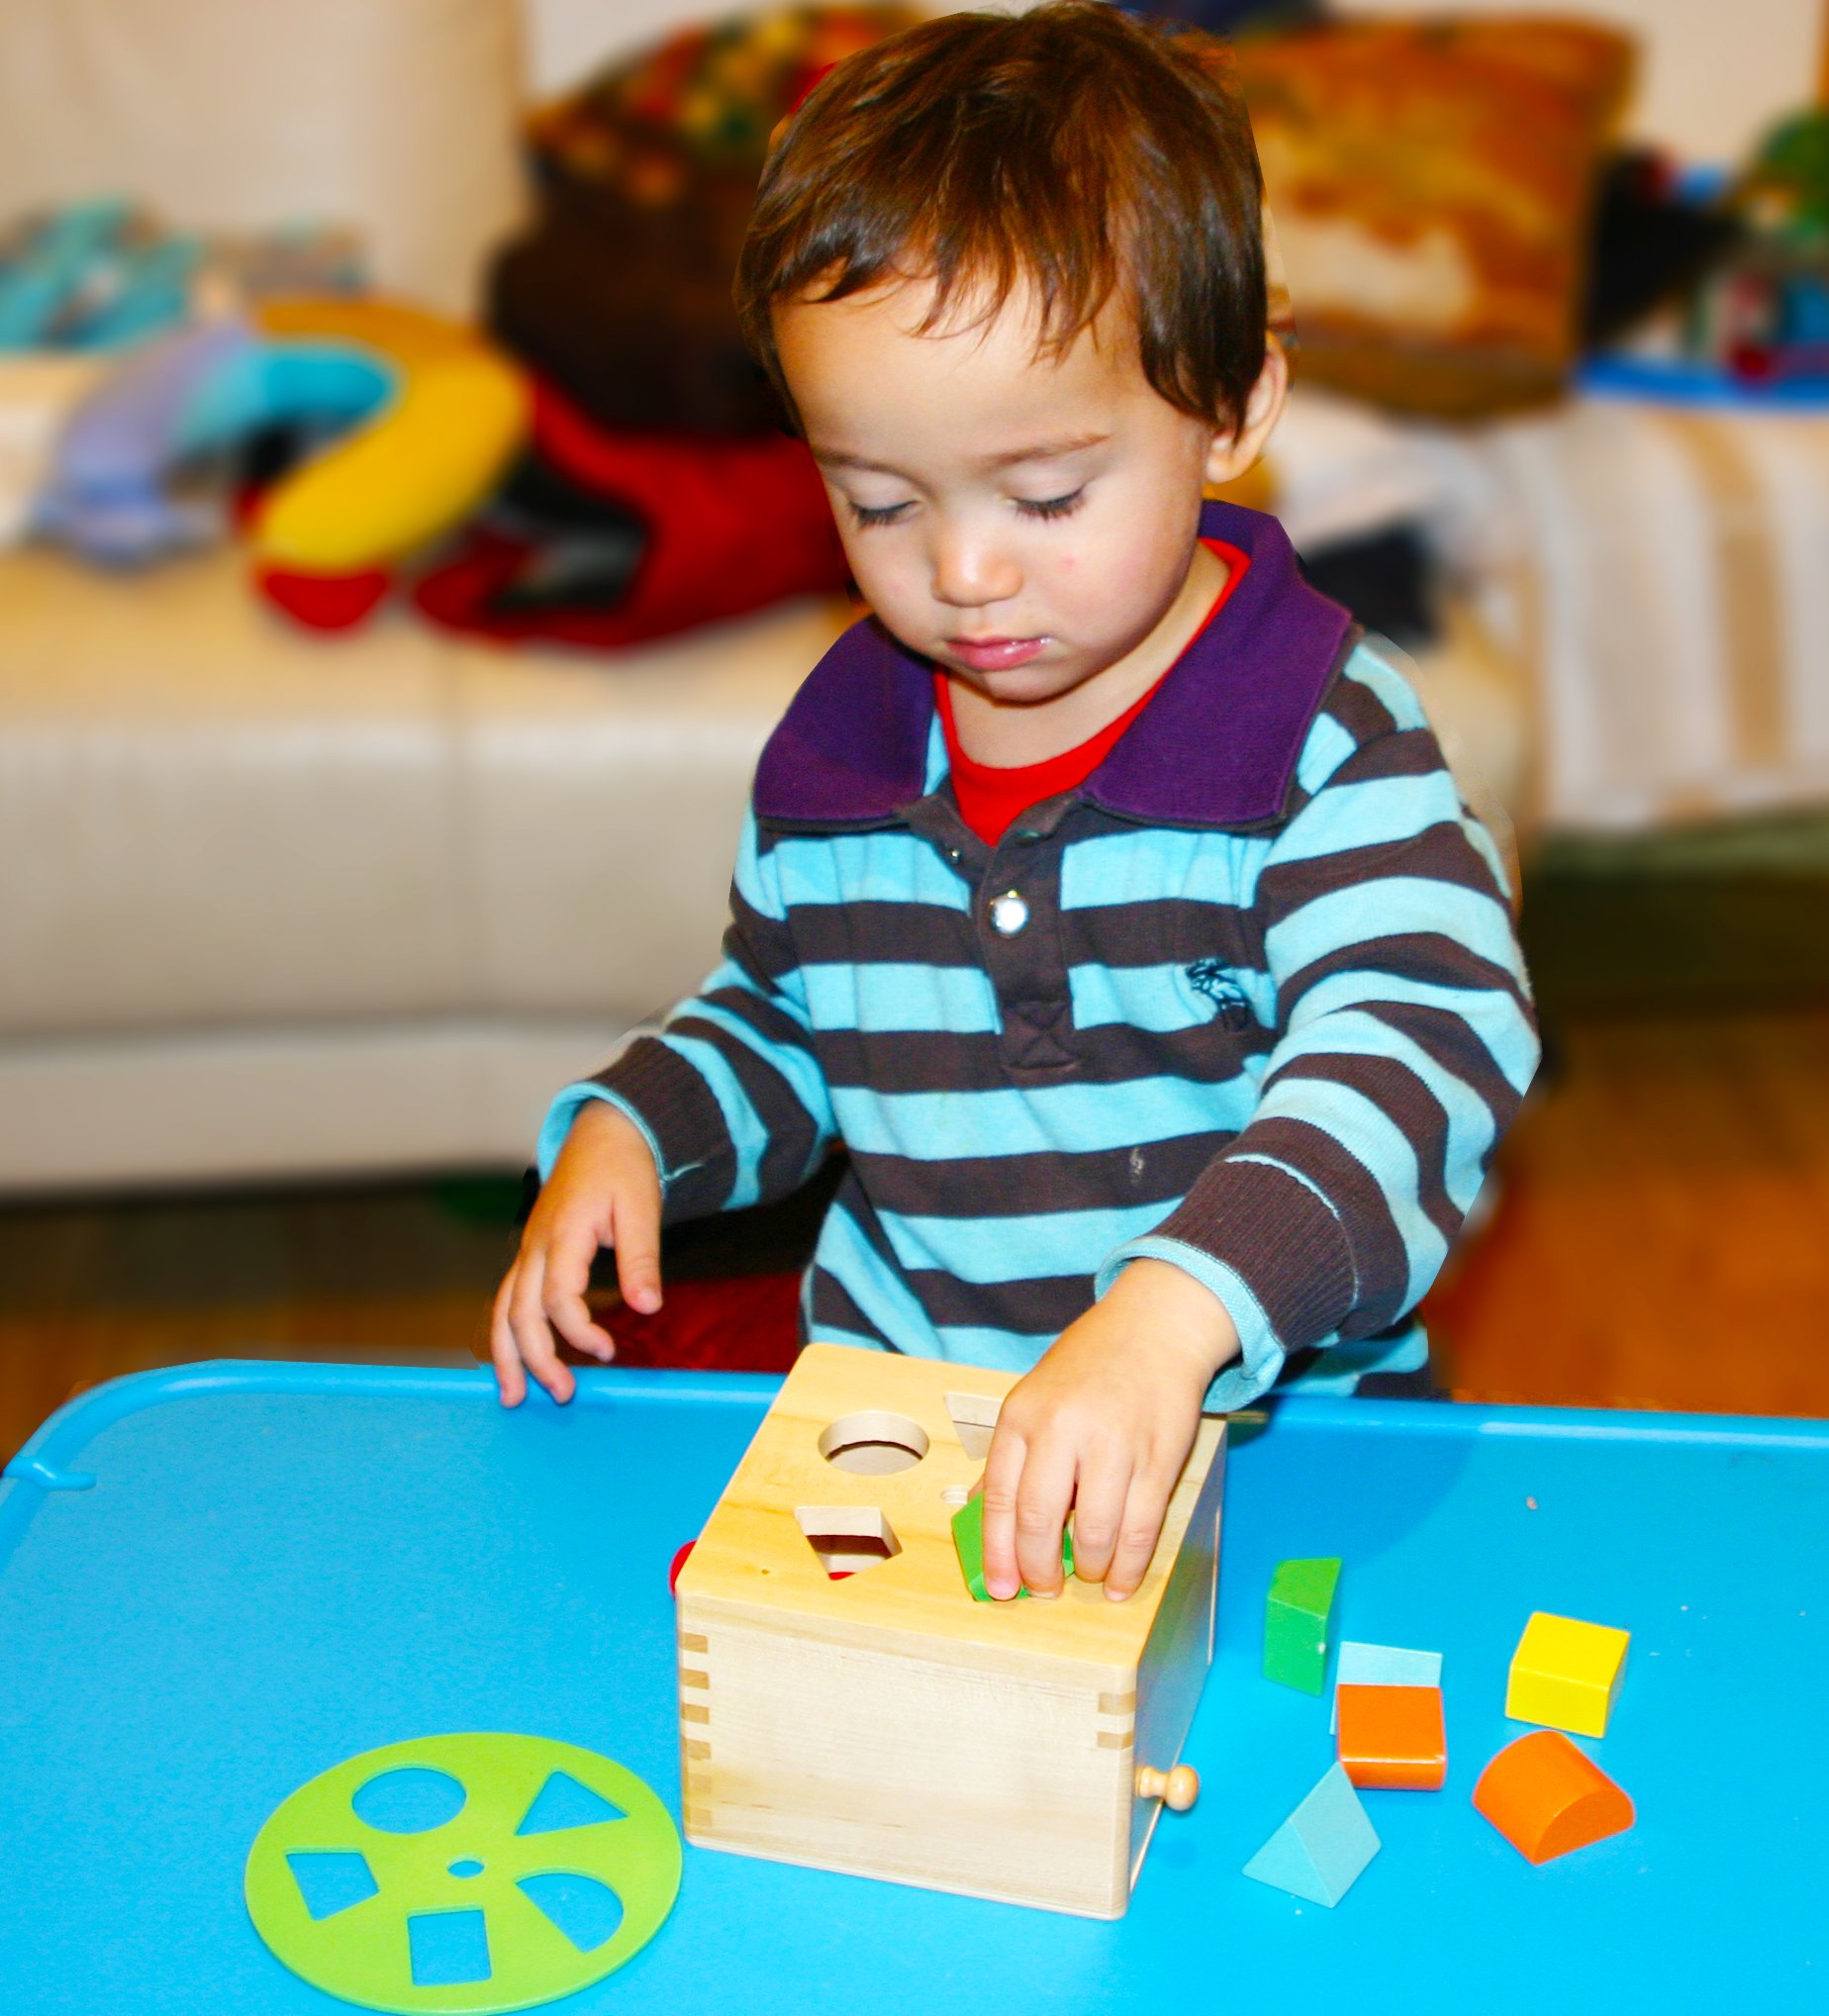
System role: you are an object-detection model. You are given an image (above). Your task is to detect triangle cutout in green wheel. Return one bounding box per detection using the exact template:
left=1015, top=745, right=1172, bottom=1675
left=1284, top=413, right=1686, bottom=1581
left=516, top=1772, right=626, bottom=1836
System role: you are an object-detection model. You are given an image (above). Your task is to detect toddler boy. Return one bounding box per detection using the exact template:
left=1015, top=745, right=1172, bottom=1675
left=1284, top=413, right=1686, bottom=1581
left=492, top=4, right=1537, bottom=1605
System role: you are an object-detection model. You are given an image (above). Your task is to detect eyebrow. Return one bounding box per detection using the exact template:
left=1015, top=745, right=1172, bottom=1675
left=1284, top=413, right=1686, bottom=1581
left=816, top=432, right=1110, bottom=478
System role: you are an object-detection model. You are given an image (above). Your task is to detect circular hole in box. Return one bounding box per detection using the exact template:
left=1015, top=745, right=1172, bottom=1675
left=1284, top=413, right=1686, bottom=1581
left=940, top=1487, right=969, bottom=1508
left=818, top=1410, right=928, bottom=1474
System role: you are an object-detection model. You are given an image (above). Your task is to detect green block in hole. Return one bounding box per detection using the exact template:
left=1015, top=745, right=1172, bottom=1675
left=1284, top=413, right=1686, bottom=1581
left=950, top=1491, right=1076, bottom=1600
left=1263, top=1556, right=1341, bottom=1693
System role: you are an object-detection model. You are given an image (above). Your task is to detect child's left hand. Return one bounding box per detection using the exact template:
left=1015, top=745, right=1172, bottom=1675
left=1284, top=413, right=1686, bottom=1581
left=978, top=1259, right=1240, bottom=1602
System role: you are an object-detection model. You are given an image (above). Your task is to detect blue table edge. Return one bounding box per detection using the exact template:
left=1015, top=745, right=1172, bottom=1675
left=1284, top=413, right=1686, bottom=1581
left=7, top=1357, right=1827, bottom=1536
left=0, top=1362, right=787, bottom=1560
left=1, top=1361, right=778, bottom=1490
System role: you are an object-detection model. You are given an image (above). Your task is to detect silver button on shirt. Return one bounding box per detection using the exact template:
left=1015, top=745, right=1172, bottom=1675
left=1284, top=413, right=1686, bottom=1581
left=989, top=891, right=1029, bottom=937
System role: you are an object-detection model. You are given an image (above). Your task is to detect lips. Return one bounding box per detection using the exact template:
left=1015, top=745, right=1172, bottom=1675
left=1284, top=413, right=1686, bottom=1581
left=947, top=634, right=1048, bottom=673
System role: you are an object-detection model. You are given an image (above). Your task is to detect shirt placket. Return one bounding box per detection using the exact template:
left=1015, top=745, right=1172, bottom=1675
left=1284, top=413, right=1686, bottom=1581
left=905, top=792, right=1078, bottom=1079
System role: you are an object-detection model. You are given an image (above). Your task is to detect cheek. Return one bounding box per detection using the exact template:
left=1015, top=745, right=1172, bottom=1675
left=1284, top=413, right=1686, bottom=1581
left=1041, top=514, right=1178, bottom=624
left=1129, top=485, right=1202, bottom=586
left=836, top=528, right=922, bottom=623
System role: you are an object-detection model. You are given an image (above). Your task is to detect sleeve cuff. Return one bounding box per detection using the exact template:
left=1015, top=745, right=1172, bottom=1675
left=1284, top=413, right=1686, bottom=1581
left=1146, top=1152, right=1359, bottom=1358
left=535, top=1083, right=667, bottom=1186
left=1094, top=1236, right=1287, bottom=1412
left=534, top=1034, right=727, bottom=1207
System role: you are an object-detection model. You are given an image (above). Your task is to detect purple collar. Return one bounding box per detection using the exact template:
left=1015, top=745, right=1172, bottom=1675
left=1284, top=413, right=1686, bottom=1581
left=752, top=501, right=1354, bottom=830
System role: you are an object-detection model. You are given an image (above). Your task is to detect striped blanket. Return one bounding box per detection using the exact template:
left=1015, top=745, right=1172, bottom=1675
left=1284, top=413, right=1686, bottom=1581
left=1270, top=384, right=1829, bottom=833
left=1452, top=395, right=1829, bottom=831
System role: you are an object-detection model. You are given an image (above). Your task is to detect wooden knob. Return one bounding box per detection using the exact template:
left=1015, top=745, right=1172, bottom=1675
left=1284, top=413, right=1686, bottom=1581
left=1136, top=1763, right=1199, bottom=1811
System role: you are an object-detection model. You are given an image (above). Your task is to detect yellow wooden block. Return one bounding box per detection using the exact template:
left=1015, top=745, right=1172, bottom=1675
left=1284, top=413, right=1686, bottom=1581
left=675, top=1342, right=1227, bottom=1918
left=1505, top=1611, right=1630, bottom=1738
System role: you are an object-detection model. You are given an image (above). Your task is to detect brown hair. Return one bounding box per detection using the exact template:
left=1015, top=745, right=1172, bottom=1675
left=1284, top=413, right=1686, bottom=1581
left=735, top=3, right=1267, bottom=434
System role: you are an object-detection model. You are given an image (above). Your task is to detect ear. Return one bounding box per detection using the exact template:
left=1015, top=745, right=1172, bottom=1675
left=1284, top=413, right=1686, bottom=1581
left=1203, top=338, right=1290, bottom=490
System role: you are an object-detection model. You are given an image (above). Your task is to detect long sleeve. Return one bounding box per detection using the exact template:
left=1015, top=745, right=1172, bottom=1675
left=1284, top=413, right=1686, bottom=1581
left=537, top=805, right=837, bottom=1222
left=1097, top=641, right=1540, bottom=1405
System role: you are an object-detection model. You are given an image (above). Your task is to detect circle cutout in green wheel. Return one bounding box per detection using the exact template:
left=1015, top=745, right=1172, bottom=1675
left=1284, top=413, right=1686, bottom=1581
left=244, top=1733, right=682, bottom=2013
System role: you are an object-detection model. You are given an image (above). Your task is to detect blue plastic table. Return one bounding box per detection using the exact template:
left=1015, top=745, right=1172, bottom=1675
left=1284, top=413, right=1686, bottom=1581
left=2, top=1362, right=1822, bottom=2012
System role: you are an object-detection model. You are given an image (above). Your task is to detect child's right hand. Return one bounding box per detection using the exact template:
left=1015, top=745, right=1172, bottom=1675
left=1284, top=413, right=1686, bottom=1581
left=489, top=1101, right=663, bottom=1406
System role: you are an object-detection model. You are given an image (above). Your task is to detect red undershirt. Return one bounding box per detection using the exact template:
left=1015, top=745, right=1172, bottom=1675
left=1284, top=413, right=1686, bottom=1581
left=934, top=538, right=1251, bottom=847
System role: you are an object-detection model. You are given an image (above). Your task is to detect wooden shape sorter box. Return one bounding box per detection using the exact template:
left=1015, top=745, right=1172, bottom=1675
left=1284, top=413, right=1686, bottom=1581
left=673, top=1343, right=1228, bottom=1918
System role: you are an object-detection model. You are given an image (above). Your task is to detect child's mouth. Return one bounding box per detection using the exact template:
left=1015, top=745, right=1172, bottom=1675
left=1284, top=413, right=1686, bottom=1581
left=948, top=635, right=1048, bottom=673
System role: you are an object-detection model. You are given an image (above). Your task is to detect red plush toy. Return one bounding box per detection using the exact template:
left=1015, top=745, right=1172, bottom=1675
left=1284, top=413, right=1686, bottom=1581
left=412, top=380, right=849, bottom=648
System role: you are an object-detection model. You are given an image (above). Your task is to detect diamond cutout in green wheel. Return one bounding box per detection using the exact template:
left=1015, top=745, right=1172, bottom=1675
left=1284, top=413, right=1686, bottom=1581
left=245, top=1733, right=682, bottom=2013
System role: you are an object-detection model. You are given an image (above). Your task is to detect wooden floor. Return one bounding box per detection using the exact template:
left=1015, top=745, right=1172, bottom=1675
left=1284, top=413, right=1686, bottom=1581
left=4, top=1005, right=1829, bottom=1463
left=0, top=1186, right=511, bottom=1467
left=1431, top=1004, right=1829, bottom=1417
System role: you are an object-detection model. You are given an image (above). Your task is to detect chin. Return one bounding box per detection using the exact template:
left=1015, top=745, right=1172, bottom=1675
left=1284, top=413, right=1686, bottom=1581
left=950, top=661, right=1085, bottom=706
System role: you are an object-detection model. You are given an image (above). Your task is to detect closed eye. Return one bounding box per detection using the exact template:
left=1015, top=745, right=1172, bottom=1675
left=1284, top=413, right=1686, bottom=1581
left=847, top=499, right=914, bottom=528
left=1014, top=489, right=1085, bottom=522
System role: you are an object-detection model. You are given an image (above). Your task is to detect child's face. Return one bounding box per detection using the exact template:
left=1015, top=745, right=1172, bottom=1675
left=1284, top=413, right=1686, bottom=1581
left=776, top=274, right=1279, bottom=707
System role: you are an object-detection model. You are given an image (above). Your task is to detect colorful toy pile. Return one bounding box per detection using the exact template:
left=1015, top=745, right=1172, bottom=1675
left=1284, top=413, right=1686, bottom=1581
left=0, top=199, right=369, bottom=556
left=2, top=217, right=849, bottom=638
left=12, top=289, right=529, bottom=618
left=0, top=198, right=356, bottom=357
left=1246, top=1556, right=1636, bottom=1906
left=5, top=11, right=908, bottom=639
left=1687, top=109, right=1829, bottom=388
left=528, top=5, right=921, bottom=190
left=493, top=6, right=922, bottom=441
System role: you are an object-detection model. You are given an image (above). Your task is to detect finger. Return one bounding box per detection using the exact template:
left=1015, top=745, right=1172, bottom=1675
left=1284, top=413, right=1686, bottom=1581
left=1104, top=1467, right=1176, bottom=1601
left=1012, top=1430, right=1079, bottom=1599
left=977, top=1420, right=1029, bottom=1601
left=1065, top=1443, right=1131, bottom=1586
left=608, top=1188, right=664, bottom=1316
left=507, top=1249, right=576, bottom=1404
left=542, top=1218, right=618, bottom=1363
left=489, top=1267, right=528, bottom=1406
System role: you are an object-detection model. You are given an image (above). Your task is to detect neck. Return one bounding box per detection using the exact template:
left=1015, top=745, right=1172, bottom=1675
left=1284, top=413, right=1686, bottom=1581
left=945, top=538, right=1227, bottom=767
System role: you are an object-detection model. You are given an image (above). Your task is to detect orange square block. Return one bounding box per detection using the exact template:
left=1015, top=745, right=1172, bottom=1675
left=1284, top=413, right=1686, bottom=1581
left=1335, top=1682, right=1447, bottom=1790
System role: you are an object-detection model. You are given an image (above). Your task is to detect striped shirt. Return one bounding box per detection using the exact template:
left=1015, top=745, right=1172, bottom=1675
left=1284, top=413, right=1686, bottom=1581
left=539, top=501, right=1539, bottom=1407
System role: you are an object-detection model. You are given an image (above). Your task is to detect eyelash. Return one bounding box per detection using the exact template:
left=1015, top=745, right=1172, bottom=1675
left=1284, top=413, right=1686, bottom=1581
left=845, top=488, right=1087, bottom=530
left=847, top=500, right=912, bottom=528
left=1015, top=489, right=1086, bottom=522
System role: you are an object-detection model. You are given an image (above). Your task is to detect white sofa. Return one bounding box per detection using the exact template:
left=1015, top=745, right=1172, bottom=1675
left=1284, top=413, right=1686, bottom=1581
left=0, top=544, right=848, bottom=1192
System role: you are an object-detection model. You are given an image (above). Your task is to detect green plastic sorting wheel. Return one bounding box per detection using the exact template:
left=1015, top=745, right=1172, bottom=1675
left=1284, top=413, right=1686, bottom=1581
left=244, top=1733, right=682, bottom=2014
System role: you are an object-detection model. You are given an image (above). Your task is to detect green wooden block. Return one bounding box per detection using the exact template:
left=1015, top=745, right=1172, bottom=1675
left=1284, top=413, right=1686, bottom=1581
left=1263, top=1556, right=1341, bottom=1693
left=950, top=1493, right=1075, bottom=1601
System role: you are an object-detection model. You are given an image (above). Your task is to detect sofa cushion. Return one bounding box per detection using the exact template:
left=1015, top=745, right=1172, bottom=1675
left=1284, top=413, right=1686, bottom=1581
left=0, top=545, right=846, bottom=1038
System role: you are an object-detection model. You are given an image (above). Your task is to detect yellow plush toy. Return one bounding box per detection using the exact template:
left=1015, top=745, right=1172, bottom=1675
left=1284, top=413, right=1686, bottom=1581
left=248, top=297, right=529, bottom=611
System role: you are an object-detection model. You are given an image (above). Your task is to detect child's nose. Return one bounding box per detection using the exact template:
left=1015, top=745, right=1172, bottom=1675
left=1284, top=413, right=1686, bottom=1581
left=928, top=525, right=1020, bottom=611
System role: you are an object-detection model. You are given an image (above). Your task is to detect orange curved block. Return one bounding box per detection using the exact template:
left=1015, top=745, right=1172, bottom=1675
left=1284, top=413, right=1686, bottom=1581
left=1336, top=1682, right=1447, bottom=1789
left=1473, top=1730, right=1634, bottom=1864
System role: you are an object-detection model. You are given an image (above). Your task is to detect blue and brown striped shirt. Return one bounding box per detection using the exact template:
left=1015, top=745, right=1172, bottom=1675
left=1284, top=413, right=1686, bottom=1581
left=539, top=502, right=1538, bottom=1406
